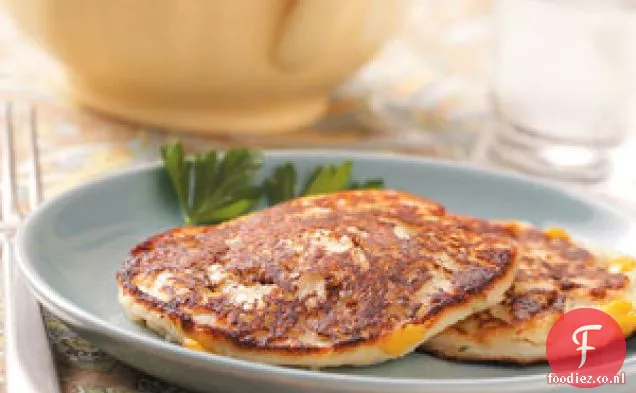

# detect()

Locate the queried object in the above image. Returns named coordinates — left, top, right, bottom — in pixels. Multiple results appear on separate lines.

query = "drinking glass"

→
left=487, top=0, right=636, bottom=182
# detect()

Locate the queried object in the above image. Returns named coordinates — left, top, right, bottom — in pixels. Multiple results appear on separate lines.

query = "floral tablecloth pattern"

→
left=1, top=1, right=636, bottom=392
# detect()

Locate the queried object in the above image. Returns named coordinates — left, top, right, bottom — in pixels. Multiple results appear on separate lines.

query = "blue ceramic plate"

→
left=16, top=151, right=636, bottom=393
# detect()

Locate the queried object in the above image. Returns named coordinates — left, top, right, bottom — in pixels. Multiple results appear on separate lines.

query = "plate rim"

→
left=15, top=149, right=636, bottom=389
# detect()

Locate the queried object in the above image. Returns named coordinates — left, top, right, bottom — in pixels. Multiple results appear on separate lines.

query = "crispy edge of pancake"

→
left=420, top=313, right=558, bottom=365
left=420, top=224, right=636, bottom=365
left=424, top=274, right=636, bottom=365
left=118, top=256, right=518, bottom=368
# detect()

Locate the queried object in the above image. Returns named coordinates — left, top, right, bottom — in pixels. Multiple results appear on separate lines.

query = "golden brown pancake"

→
left=117, top=190, right=519, bottom=367
left=420, top=221, right=636, bottom=364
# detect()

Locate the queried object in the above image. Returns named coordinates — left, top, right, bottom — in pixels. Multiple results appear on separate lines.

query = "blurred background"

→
left=1, top=0, right=636, bottom=391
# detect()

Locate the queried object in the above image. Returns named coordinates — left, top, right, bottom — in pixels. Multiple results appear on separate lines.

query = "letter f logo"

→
left=572, top=324, right=603, bottom=368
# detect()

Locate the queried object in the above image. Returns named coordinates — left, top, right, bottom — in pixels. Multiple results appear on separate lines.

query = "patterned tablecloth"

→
left=1, top=1, right=636, bottom=392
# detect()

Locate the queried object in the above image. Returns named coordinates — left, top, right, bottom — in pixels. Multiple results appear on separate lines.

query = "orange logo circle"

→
left=546, top=308, right=626, bottom=388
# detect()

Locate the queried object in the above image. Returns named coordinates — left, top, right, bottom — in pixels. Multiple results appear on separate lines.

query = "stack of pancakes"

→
left=117, top=189, right=636, bottom=367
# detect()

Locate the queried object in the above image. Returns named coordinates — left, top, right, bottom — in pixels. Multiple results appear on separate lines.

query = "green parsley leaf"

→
left=263, top=160, right=384, bottom=204
left=163, top=141, right=387, bottom=224
left=302, top=161, right=353, bottom=196
left=160, top=141, right=263, bottom=225
left=263, top=162, right=297, bottom=205
left=160, top=142, right=189, bottom=215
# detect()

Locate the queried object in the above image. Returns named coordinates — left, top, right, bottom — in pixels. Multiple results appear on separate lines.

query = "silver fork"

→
left=1, top=103, right=61, bottom=393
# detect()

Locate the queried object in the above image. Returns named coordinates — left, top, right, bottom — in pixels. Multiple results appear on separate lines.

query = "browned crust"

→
left=117, top=190, right=517, bottom=354
left=420, top=220, right=635, bottom=364
left=119, top=251, right=518, bottom=356
left=437, top=220, right=628, bottom=326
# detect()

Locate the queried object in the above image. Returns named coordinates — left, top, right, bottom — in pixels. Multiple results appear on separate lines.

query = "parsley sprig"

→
left=263, top=161, right=383, bottom=205
left=161, top=142, right=263, bottom=225
left=161, top=141, right=384, bottom=225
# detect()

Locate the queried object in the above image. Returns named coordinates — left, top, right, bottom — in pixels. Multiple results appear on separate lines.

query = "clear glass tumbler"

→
left=487, top=0, right=636, bottom=182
